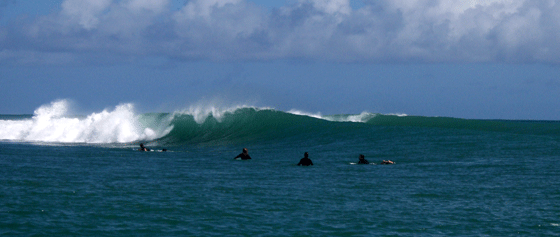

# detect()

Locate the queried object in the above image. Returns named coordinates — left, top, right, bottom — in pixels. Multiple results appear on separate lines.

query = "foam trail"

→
left=322, top=112, right=378, bottom=123
left=0, top=100, right=171, bottom=143
left=287, top=109, right=324, bottom=120
left=288, top=110, right=379, bottom=123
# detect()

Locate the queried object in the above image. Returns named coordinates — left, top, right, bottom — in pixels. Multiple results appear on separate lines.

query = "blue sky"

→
left=1, top=0, right=560, bottom=120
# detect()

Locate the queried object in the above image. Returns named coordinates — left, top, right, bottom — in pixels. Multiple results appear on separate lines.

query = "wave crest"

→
left=0, top=100, right=172, bottom=143
left=174, top=102, right=273, bottom=124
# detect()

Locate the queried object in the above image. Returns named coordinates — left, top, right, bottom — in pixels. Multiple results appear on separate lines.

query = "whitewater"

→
left=0, top=100, right=382, bottom=144
left=2, top=99, right=560, bottom=236
left=0, top=100, right=164, bottom=143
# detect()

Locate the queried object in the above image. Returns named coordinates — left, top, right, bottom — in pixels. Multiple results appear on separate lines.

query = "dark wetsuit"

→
left=358, top=159, right=369, bottom=164
left=235, top=153, right=252, bottom=160
left=297, top=157, right=313, bottom=166
left=138, top=142, right=151, bottom=151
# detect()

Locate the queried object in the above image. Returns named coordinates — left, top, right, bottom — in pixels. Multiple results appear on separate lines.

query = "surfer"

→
left=357, top=154, right=369, bottom=164
left=234, top=148, right=252, bottom=160
left=138, top=143, right=150, bottom=152
left=297, top=152, right=313, bottom=166
left=380, top=160, right=394, bottom=165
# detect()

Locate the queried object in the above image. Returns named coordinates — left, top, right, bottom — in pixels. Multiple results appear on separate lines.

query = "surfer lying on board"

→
left=380, top=160, right=394, bottom=165
left=234, top=148, right=252, bottom=160
left=138, top=143, right=150, bottom=152
left=297, top=152, right=313, bottom=166
left=357, top=154, right=369, bottom=164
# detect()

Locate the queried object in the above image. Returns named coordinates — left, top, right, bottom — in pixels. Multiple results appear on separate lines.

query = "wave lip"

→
left=288, top=110, right=378, bottom=123
left=173, top=103, right=272, bottom=124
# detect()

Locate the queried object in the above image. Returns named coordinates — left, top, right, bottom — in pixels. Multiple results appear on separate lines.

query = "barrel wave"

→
left=2, top=100, right=560, bottom=146
left=152, top=108, right=560, bottom=146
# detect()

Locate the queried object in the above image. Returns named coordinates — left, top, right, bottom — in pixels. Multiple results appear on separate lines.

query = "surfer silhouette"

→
left=297, top=152, right=313, bottom=166
left=138, top=143, right=150, bottom=152
left=234, top=148, right=252, bottom=160
left=357, top=154, right=369, bottom=164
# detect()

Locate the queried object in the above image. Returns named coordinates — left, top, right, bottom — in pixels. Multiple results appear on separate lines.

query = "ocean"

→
left=1, top=100, right=560, bottom=236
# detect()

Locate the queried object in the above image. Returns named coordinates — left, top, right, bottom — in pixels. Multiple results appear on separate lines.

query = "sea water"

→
left=1, top=100, right=560, bottom=236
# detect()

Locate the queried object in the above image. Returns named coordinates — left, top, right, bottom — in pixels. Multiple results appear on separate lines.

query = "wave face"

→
left=2, top=100, right=560, bottom=145
left=160, top=108, right=336, bottom=146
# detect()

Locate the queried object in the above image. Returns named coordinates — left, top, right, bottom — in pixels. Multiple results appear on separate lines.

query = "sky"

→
left=1, top=0, right=560, bottom=120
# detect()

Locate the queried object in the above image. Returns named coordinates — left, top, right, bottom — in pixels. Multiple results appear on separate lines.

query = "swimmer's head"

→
left=359, top=154, right=365, bottom=159
left=243, top=148, right=248, bottom=153
left=304, top=152, right=308, bottom=158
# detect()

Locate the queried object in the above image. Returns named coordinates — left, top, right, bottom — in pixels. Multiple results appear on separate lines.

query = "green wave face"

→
left=154, top=108, right=337, bottom=146
left=144, top=108, right=560, bottom=146
left=6, top=100, right=558, bottom=146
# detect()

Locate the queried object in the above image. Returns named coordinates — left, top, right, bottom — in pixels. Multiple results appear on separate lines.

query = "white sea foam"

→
left=175, top=105, right=380, bottom=124
left=0, top=100, right=170, bottom=143
left=176, top=104, right=248, bottom=124
left=288, top=110, right=378, bottom=123
left=174, top=100, right=273, bottom=124
left=387, top=113, right=408, bottom=117
left=325, top=112, right=379, bottom=123
left=287, top=110, right=325, bottom=120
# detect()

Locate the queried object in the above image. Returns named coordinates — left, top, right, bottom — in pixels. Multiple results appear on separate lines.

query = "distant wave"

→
left=365, top=114, right=560, bottom=135
left=2, top=100, right=559, bottom=145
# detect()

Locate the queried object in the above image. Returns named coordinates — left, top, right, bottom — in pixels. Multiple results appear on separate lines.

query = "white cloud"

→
left=61, top=0, right=112, bottom=30
left=302, top=0, right=351, bottom=15
left=125, top=0, right=169, bottom=13
left=2, top=0, right=560, bottom=64
left=173, top=0, right=242, bottom=21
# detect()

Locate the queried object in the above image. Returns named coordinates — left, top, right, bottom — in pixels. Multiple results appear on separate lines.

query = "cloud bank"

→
left=1, top=0, right=560, bottom=64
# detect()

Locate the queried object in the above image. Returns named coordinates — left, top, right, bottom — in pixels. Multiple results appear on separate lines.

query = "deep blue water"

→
left=2, top=109, right=560, bottom=236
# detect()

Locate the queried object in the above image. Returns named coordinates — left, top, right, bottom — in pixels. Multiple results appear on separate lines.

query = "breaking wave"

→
left=2, top=100, right=559, bottom=146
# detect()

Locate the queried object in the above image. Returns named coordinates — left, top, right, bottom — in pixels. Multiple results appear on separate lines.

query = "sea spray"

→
left=175, top=102, right=272, bottom=124
left=0, top=100, right=172, bottom=143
